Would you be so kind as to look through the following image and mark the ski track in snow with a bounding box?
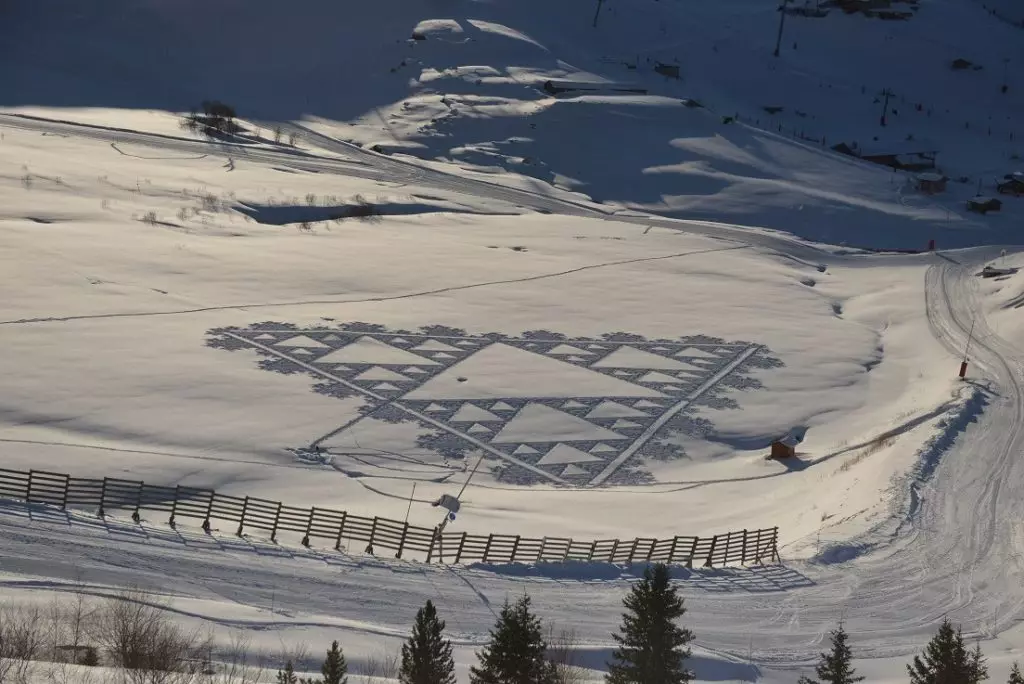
[1,111,1023,667]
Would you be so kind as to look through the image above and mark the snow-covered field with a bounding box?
[2,0,1024,680]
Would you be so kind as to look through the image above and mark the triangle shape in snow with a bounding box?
[424,403,449,413]
[562,400,588,409]
[315,336,440,366]
[586,401,650,419]
[467,423,491,435]
[638,371,685,384]
[432,352,457,360]
[373,383,402,391]
[634,399,664,409]
[587,344,607,350]
[650,346,672,352]
[676,370,702,378]
[536,444,603,466]
[291,349,313,356]
[491,401,516,412]
[390,337,411,345]
[450,403,502,423]
[354,366,411,382]
[593,347,704,371]
[612,419,642,430]
[675,346,721,359]
[327,364,354,373]
[275,335,329,349]
[546,344,594,356]
[590,443,617,454]
[323,334,343,342]
[404,343,664,400]
[492,404,627,444]
[662,386,682,393]
[414,340,462,352]
[561,464,589,477]
[567,356,590,363]
[404,367,428,375]
[513,444,539,455]
[456,340,477,347]
[254,333,277,341]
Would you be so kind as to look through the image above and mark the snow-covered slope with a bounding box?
[3,0,1022,248]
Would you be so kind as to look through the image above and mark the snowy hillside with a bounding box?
[3,0,1023,248]
[2,0,1024,681]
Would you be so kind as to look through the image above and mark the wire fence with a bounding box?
[0,467,779,568]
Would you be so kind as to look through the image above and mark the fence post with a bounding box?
[26,470,34,503]
[426,526,439,564]
[741,529,749,564]
[483,534,494,563]
[132,482,143,523]
[562,539,572,562]
[772,527,780,563]
[169,485,181,528]
[270,502,282,543]
[397,522,409,559]
[60,474,69,510]
[538,537,548,562]
[99,477,109,518]
[334,511,348,551]
[237,496,249,536]
[302,507,315,547]
[366,516,379,554]
[668,536,680,563]
[202,492,214,533]
[687,538,698,569]
[510,535,521,562]
[455,532,468,564]
[629,538,640,563]
[704,535,718,568]
[610,539,620,563]
[588,541,597,561]
[646,539,655,562]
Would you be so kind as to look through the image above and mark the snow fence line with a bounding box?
[0,467,779,568]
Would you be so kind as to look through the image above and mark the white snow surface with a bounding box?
[2,0,1024,680]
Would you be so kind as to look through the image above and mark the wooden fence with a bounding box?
[0,468,778,568]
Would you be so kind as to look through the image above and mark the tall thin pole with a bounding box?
[880,88,893,127]
[404,482,416,523]
[963,318,977,364]
[773,0,790,57]
[592,0,605,28]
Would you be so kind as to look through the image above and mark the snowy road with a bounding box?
[2,110,1023,667]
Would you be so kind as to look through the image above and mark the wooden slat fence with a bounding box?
[0,467,779,567]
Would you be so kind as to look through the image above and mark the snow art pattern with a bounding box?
[208,323,781,486]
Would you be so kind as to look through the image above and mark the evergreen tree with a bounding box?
[318,641,348,684]
[400,600,456,684]
[606,564,694,684]
[278,661,298,684]
[907,619,988,684]
[469,595,558,684]
[796,623,863,684]
[1007,662,1024,684]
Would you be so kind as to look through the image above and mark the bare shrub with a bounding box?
[202,632,268,684]
[349,195,380,221]
[0,604,46,684]
[46,589,95,684]
[91,588,211,684]
[358,650,398,684]
[546,628,587,684]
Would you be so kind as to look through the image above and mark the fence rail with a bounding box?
[0,467,778,567]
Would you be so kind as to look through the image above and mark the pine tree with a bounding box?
[278,661,298,684]
[907,619,988,684]
[796,623,863,684]
[319,641,348,684]
[606,564,694,684]
[400,600,456,684]
[469,595,558,684]
[1008,662,1024,684]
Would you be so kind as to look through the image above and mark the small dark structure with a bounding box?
[997,172,1024,196]
[770,435,800,459]
[836,140,939,171]
[541,80,647,96]
[967,196,1003,214]
[950,58,982,71]
[916,172,948,194]
[654,63,681,80]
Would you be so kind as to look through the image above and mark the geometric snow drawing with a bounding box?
[208,323,781,487]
